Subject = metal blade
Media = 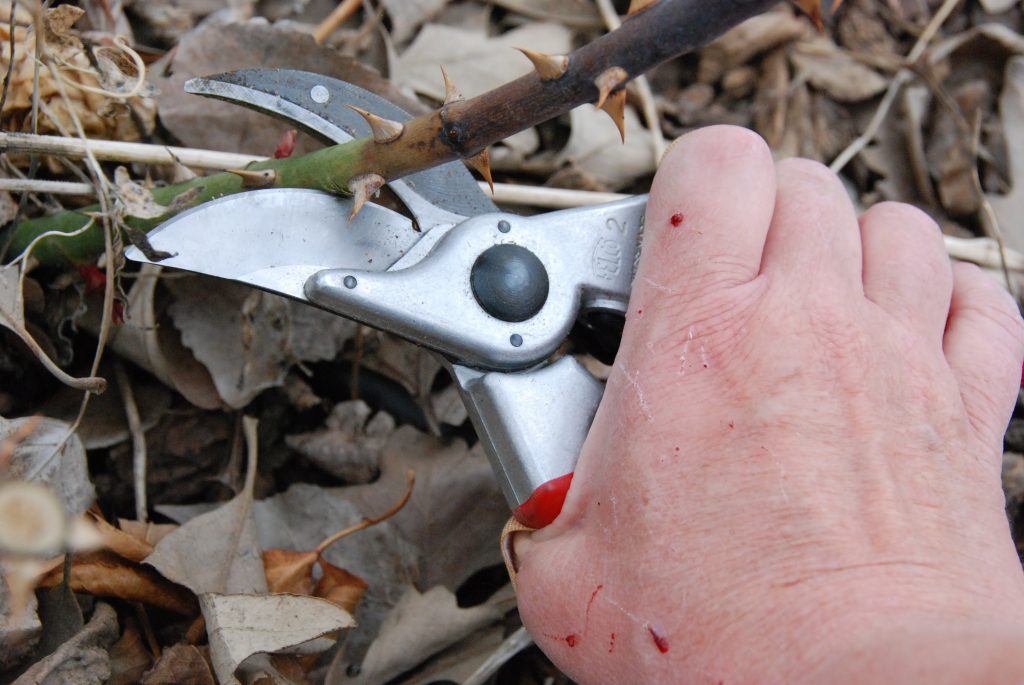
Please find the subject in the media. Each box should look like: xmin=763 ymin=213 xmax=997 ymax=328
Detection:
xmin=186 ymin=68 xmax=498 ymax=224
xmin=125 ymin=188 xmax=422 ymax=301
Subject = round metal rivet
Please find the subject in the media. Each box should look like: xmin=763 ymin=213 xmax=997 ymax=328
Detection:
xmin=310 ymin=85 xmax=330 ymax=103
xmin=470 ymin=244 xmax=549 ymax=322
xmin=497 ymin=220 xmax=511 ymax=233
xmin=343 ymin=275 xmax=357 ymax=289
xmin=510 ymin=334 xmax=523 ymax=347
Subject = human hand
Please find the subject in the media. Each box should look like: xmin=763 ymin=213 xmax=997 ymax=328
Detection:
xmin=510 ymin=126 xmax=1024 ymax=684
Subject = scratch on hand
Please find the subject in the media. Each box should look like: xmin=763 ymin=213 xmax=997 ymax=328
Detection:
xmin=617 ymin=363 xmax=653 ymax=421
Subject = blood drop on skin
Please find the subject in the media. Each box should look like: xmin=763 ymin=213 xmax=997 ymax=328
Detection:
xmin=670 ymin=213 xmax=684 ymax=227
xmin=565 ymin=633 xmax=579 ymax=647
xmin=647 ymin=625 xmax=670 ymax=653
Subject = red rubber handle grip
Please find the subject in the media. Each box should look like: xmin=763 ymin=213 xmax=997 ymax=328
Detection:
xmin=511 ymin=472 xmax=573 ymax=528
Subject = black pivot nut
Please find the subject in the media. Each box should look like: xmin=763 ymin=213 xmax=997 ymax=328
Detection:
xmin=470 ymin=244 xmax=549 ymax=322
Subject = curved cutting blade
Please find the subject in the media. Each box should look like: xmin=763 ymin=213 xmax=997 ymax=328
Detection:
xmin=186 ymin=68 xmax=498 ymax=223
xmin=125 ymin=188 xmax=422 ymax=301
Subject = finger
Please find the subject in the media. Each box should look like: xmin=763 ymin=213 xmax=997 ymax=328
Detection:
xmin=637 ymin=125 xmax=776 ymax=300
xmin=759 ymin=158 xmax=862 ymax=293
xmin=943 ymin=262 xmax=1024 ymax=445
xmin=860 ymin=202 xmax=953 ymax=342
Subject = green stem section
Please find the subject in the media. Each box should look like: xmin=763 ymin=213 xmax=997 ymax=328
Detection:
xmin=9 ymin=136 xmax=367 ymax=266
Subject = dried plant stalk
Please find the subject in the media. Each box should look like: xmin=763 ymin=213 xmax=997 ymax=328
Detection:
xmin=10 ymin=0 xmax=780 ymax=267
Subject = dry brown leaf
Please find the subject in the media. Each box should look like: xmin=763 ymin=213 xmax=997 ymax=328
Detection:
xmin=789 ymin=39 xmax=888 ymax=102
xmin=117 ymin=519 xmax=178 ymax=547
xmin=144 ymin=417 xmax=266 ymax=595
xmin=113 ymin=167 xmax=204 ymax=221
xmin=697 ymin=8 xmax=807 ymax=84
xmin=3 ymin=416 xmax=94 ymax=515
xmin=339 ymin=585 xmax=509 ymax=685
xmin=484 ymin=0 xmax=602 ymax=27
xmin=315 ymin=560 xmax=369 ymax=615
xmin=201 ymin=592 xmax=356 ymax=685
xmin=262 ymin=549 xmax=317 ymax=597
xmin=988 ymin=56 xmax=1024 ymax=252
xmin=555 ymin=105 xmax=660 ymax=191
xmin=285 ymin=400 xmax=395 ymax=483
xmin=11 ymin=602 xmax=118 ymax=685
xmin=141 ymin=644 xmax=215 ymax=685
xmin=37 ymin=550 xmax=198 ymax=616
xmin=88 ymin=511 xmax=155 ymax=563
xmin=166 ymin=276 xmax=357 ymax=409
xmin=107 ymin=620 xmax=153 ymax=685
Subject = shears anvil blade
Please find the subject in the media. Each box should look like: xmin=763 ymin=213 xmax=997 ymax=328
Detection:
xmin=125 ymin=188 xmax=419 ymax=301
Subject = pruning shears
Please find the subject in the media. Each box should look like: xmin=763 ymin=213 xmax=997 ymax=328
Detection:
xmin=126 ymin=69 xmax=647 ymax=528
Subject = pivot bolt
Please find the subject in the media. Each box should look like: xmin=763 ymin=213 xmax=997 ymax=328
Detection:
xmin=470 ymin=244 xmax=549 ymax=323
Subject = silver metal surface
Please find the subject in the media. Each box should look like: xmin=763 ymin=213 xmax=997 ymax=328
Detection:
xmin=450 ymin=356 xmax=603 ymax=507
xmin=125 ymin=188 xmax=423 ymax=300
xmin=186 ymin=69 xmax=497 ymax=224
xmin=307 ymin=195 xmax=648 ymax=370
xmin=126 ymin=68 xmax=650 ymax=518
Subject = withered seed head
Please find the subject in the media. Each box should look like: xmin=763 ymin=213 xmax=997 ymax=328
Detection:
xmin=226 ymin=167 xmax=277 ymax=188
xmin=514 ymin=47 xmax=569 ymax=80
xmin=348 ymin=173 xmax=386 ymax=219
xmin=599 ymin=89 xmax=627 ymax=142
xmin=466 ymin=149 xmax=494 ymax=193
xmin=346 ymin=105 xmax=405 ymax=144
xmin=440 ymin=65 xmax=463 ymax=105
xmin=626 ymin=0 xmax=657 ymax=15
xmin=594 ymin=67 xmax=628 ymax=109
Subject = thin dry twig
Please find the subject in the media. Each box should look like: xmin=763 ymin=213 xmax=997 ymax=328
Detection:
xmin=830 ymin=0 xmax=962 ymax=173
xmin=313 ymin=0 xmax=365 ymax=44
xmin=0 ymin=131 xmax=263 ymax=168
xmin=0 ymin=177 xmax=93 ymax=194
xmin=113 ymin=361 xmax=148 ymax=522
xmin=463 ymin=626 xmax=535 ymax=685
xmin=968 ymin=110 xmax=1013 ymax=292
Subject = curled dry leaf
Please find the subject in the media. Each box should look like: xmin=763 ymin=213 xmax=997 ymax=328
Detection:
xmin=37 ymin=550 xmax=199 ymax=616
xmin=200 ymin=592 xmax=356 ymax=685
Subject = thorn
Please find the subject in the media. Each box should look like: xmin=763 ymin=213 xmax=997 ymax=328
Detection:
xmin=599 ymin=89 xmax=627 ymax=142
xmin=440 ymin=65 xmax=463 ymax=105
xmin=594 ymin=67 xmax=628 ymax=110
xmin=515 ymin=47 xmax=568 ymax=80
xmin=626 ymin=0 xmax=656 ymax=15
xmin=348 ymin=173 xmax=385 ymax=219
xmin=346 ymin=105 xmax=404 ymax=144
xmin=226 ymin=167 xmax=277 ymax=187
xmin=466 ymin=149 xmax=493 ymax=193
